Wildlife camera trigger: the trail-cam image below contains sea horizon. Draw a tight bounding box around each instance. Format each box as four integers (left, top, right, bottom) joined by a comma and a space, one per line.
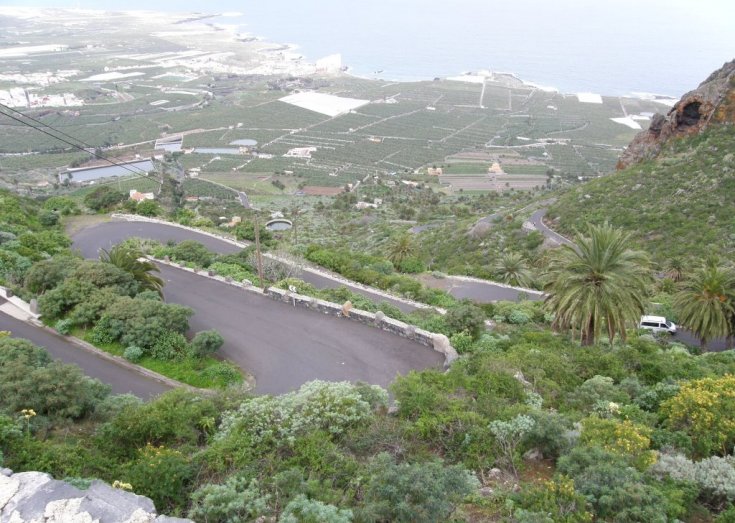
3, 0, 735, 98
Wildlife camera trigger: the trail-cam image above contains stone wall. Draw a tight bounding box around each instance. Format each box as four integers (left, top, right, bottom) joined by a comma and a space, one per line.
0, 469, 191, 523
156, 258, 458, 366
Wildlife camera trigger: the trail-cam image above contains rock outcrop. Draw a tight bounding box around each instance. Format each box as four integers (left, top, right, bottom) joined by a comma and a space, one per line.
617, 59, 735, 169
0, 469, 192, 523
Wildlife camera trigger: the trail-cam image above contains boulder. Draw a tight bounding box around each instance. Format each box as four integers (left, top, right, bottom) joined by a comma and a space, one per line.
0, 471, 192, 523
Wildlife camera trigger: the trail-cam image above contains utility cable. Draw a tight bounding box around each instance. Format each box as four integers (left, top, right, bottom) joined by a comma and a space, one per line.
0, 103, 152, 178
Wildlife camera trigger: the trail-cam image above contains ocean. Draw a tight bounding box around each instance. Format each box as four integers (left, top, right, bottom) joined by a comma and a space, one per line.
8, 0, 735, 97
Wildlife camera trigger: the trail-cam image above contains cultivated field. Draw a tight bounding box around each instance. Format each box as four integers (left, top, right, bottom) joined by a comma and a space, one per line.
439, 173, 547, 192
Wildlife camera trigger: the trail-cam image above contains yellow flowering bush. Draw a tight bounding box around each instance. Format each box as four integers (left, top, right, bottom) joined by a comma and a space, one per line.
123, 443, 193, 512
580, 417, 657, 469
514, 475, 593, 523
662, 375, 735, 457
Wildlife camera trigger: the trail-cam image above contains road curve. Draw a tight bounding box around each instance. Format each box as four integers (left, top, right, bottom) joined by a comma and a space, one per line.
438, 277, 543, 303
74, 219, 547, 308
72, 222, 443, 394
0, 306, 170, 399
529, 209, 574, 247
73, 220, 417, 313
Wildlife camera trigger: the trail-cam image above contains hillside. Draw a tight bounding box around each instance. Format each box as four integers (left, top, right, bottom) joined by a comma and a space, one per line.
547, 124, 735, 267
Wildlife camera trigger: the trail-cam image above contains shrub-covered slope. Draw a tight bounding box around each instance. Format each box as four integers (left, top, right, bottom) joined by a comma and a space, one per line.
548, 124, 735, 268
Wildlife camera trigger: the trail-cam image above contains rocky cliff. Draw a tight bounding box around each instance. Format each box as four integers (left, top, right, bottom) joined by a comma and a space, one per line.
0, 468, 191, 523
617, 59, 735, 169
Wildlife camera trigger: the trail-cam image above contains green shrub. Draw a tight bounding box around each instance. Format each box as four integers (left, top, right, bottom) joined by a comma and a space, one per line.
189, 330, 224, 358
200, 362, 241, 385
123, 346, 144, 363
514, 476, 592, 523
280, 495, 352, 523
398, 257, 425, 274
68, 288, 121, 327
123, 443, 195, 513
524, 410, 574, 460
357, 453, 479, 523
150, 331, 189, 360
135, 200, 161, 217
54, 319, 73, 335
189, 476, 272, 522
444, 301, 486, 339
450, 331, 474, 354
24, 255, 82, 294
218, 381, 382, 447
96, 389, 219, 459
663, 375, 735, 457
168, 240, 214, 267
0, 338, 110, 422
508, 309, 532, 324
84, 186, 125, 211
94, 296, 192, 349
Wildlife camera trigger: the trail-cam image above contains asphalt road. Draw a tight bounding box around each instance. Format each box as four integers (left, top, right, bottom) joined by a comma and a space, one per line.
72, 221, 443, 394
73, 220, 416, 312
73, 218, 727, 354
159, 265, 442, 394
0, 304, 170, 399
439, 278, 543, 303
73, 221, 243, 258
529, 209, 574, 247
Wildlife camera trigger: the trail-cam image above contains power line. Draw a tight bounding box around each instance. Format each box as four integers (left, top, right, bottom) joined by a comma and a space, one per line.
0, 103, 152, 178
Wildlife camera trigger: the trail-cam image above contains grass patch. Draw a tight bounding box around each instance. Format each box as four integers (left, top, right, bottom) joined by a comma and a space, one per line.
73, 327, 243, 389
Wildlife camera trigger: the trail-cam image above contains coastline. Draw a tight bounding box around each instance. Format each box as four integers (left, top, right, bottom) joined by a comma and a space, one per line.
0, 6, 682, 105
197, 11, 680, 103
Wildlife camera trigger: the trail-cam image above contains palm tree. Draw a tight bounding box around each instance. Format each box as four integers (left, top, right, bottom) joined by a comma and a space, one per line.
543, 223, 652, 346
100, 244, 164, 297
673, 263, 735, 349
492, 252, 534, 288
387, 234, 415, 267
664, 258, 684, 282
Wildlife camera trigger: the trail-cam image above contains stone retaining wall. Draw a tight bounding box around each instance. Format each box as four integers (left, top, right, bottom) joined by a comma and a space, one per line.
112, 213, 439, 312
155, 258, 458, 366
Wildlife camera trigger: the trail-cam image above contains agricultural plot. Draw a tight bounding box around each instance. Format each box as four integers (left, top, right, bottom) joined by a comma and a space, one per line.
0, 8, 667, 198
182, 178, 238, 200
439, 173, 547, 192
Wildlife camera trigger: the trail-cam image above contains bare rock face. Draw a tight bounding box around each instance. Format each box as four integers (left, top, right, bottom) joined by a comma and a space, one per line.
0, 471, 192, 523
617, 59, 735, 169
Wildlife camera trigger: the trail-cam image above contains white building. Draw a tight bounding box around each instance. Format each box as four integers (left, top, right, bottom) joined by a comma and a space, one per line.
129, 190, 155, 202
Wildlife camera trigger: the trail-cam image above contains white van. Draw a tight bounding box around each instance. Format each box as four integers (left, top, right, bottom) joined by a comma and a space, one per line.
639, 315, 677, 334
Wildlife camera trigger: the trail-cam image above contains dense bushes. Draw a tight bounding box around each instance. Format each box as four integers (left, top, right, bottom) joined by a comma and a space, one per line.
154, 239, 215, 267
0, 191, 71, 286
6, 327, 735, 521
93, 296, 192, 350
305, 244, 456, 307
0, 338, 110, 422
84, 186, 125, 211
25, 249, 235, 388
